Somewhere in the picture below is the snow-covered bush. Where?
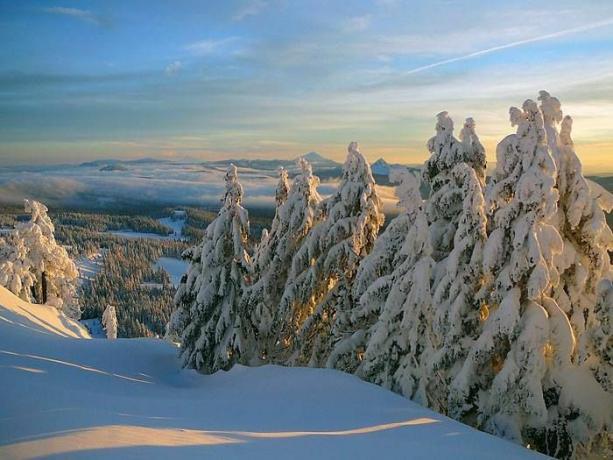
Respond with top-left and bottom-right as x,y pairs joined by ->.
173,165 -> 252,373
0,200 -> 79,318
102,304 -> 118,340
242,162 -> 322,362
278,142 -> 383,366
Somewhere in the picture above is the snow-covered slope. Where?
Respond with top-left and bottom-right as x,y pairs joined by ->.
0,286 -> 543,459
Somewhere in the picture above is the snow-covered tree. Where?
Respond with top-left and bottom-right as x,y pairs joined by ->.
423,112 -> 487,263
174,165 -> 252,373
0,200 -> 79,318
444,99 -> 612,458
426,162 -> 488,413
326,168 -> 417,373
359,172 -> 435,403
278,142 -> 383,366
102,304 -> 118,340
459,117 -> 487,183
539,90 -> 613,363
242,162 -> 322,362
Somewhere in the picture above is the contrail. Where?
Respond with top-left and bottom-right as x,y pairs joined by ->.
404,17 -> 613,76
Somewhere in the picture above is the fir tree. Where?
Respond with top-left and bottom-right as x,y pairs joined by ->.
326,168 -> 417,373
539,91 -> 613,363
279,142 -> 383,366
427,162 -> 488,413
174,165 -> 252,373
360,172 -> 435,402
0,200 -> 79,318
242,162 -> 322,362
102,304 -> 118,339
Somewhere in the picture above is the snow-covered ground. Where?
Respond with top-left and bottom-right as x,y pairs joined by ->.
106,210 -> 188,241
155,257 -> 188,287
0,286 -> 542,459
76,252 -> 104,286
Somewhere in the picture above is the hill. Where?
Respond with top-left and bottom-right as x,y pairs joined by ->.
0,286 -> 541,459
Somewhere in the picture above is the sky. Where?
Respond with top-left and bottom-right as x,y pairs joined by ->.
1,0 -> 613,172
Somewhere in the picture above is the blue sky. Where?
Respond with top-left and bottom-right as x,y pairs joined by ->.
1,0 -> 613,171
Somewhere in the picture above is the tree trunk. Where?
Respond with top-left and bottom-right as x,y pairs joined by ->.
41,271 -> 48,304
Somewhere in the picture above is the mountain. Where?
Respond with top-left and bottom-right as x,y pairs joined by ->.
0,285 -> 539,459
371,158 -> 390,176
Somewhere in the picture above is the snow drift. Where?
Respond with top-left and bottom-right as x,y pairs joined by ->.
0,285 -> 542,459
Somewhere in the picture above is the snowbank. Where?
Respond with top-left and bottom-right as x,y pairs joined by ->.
0,285 -> 542,459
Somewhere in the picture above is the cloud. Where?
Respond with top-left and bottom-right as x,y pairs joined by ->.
398,17 -> 613,77
43,7 -> 110,27
165,61 -> 182,76
343,16 -> 371,32
233,0 -> 267,21
185,37 -> 239,56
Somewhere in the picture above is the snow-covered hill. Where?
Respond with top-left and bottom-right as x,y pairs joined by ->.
0,286 -> 543,459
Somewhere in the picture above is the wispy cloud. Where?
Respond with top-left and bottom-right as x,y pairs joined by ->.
343,15 -> 371,32
400,17 -> 613,77
185,37 -> 239,56
165,61 -> 182,76
233,0 -> 267,21
43,7 -> 110,27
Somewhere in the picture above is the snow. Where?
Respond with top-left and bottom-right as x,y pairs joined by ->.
158,211 -> 187,240
155,257 -> 188,287
108,230 -> 174,240
0,285 -> 543,459
76,252 -> 103,286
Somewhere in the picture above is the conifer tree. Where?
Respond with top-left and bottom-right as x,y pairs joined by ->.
423,112 -> 486,262
427,162 -> 488,413
359,172 -> 435,401
539,90 -> 613,363
448,100 -> 590,455
102,304 -> 118,339
279,142 -> 383,366
326,168 -> 416,373
242,162 -> 322,362
174,165 -> 252,373
0,200 -> 79,318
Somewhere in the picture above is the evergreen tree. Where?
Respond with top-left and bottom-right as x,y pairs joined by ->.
326,168 -> 416,373
174,165 -> 252,373
427,162 -> 488,413
539,90 -> 613,363
279,142 -> 383,366
445,99 -> 612,458
423,112 -> 486,263
360,172 -> 435,402
102,304 -> 118,339
0,200 -> 79,318
242,162 -> 322,362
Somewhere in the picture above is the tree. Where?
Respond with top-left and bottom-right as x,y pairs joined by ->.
278,142 -> 383,366
102,304 -> 118,339
427,162 -> 488,413
0,200 -> 79,318
446,99 -> 604,457
359,172 -> 435,402
539,90 -> 613,363
423,112 -> 486,263
241,163 -> 322,362
173,165 -> 252,373
326,168 -> 417,373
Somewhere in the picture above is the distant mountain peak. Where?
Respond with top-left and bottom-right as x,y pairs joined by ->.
371,157 -> 391,176
301,151 -> 326,161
